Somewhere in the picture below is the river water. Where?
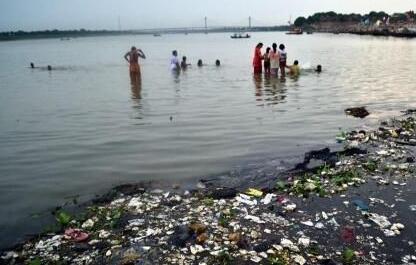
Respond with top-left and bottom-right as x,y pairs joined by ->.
0,32 -> 415,248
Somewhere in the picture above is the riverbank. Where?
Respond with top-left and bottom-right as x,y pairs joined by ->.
309,22 -> 416,38
2,111 -> 416,265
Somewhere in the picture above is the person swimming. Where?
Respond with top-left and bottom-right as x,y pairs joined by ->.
316,65 -> 322,73
197,59 -> 203,67
30,62 -> 35,69
215,59 -> 221,67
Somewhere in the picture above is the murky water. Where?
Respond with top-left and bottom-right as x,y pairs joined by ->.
0,32 -> 415,248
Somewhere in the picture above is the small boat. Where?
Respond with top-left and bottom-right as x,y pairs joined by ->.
286,28 -> 303,35
230,33 -> 251,39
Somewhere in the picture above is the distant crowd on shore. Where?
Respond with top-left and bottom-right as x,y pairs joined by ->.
252,42 -> 322,79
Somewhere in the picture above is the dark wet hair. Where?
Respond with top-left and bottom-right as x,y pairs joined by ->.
316,65 -> 322,72
131,46 -> 136,51
182,56 -> 187,60
256,43 -> 263,48
294,60 -> 299,65
215,59 -> 221,66
272,43 -> 277,51
197,59 -> 203,66
279,44 -> 285,50
266,47 -> 271,53
30,62 -> 35,68
172,50 -> 178,56
47,65 -> 52,71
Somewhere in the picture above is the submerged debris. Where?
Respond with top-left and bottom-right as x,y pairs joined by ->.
345,107 -> 370,118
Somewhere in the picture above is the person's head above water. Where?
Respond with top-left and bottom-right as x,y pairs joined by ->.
316,65 -> 322,73
272,43 -> 277,51
279,44 -> 285,50
197,59 -> 203,67
294,60 -> 299,65
30,62 -> 35,68
215,59 -> 221,66
256,43 -> 263,49
47,65 -> 52,71
172,50 -> 178,56
131,46 -> 137,51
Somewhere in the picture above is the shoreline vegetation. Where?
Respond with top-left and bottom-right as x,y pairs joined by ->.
3,109 -> 416,264
294,11 -> 416,37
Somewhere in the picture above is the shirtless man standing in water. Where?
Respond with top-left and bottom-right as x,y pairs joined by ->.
124,46 -> 146,81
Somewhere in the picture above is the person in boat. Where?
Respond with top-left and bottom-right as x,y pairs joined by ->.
170,50 -> 180,72
263,47 -> 271,75
252,43 -> 263,74
287,60 -> 300,76
215,60 -> 221,67
315,65 -> 322,73
269,43 -> 279,77
278,44 -> 287,78
197,59 -> 203,67
181,56 -> 191,70
124,46 -> 146,79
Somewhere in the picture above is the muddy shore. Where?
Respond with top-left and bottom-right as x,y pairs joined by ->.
2,111 -> 416,265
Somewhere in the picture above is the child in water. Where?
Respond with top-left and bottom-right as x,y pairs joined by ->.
263,47 -> 271,75
287,60 -> 300,76
181,56 -> 191,70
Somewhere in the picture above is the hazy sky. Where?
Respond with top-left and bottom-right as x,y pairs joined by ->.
0,0 -> 415,31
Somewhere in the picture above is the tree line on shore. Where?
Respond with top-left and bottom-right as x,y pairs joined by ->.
294,11 -> 416,27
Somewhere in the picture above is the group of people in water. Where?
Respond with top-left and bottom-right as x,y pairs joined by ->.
124,46 -> 221,81
253,42 -> 322,78
170,50 -> 221,71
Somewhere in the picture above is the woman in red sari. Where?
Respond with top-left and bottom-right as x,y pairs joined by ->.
252,43 -> 263,75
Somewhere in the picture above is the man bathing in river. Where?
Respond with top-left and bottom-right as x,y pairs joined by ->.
124,46 -> 146,80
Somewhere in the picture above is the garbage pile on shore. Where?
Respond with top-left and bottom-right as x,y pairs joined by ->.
3,113 -> 416,265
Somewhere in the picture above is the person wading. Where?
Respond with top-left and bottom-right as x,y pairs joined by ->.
253,43 -> 264,75
124,46 -> 146,82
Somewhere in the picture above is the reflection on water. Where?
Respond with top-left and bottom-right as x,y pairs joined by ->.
130,73 -> 142,100
253,74 -> 287,106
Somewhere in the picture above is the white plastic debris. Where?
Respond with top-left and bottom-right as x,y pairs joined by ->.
245,215 -> 265,224
301,221 -> 314,227
283,203 -> 297,212
81,219 -> 95,229
261,193 -> 275,205
190,245 -> 204,255
236,194 -> 257,206
99,230 -> 111,239
294,255 -> 306,265
298,237 -> 310,248
369,213 -> 391,229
